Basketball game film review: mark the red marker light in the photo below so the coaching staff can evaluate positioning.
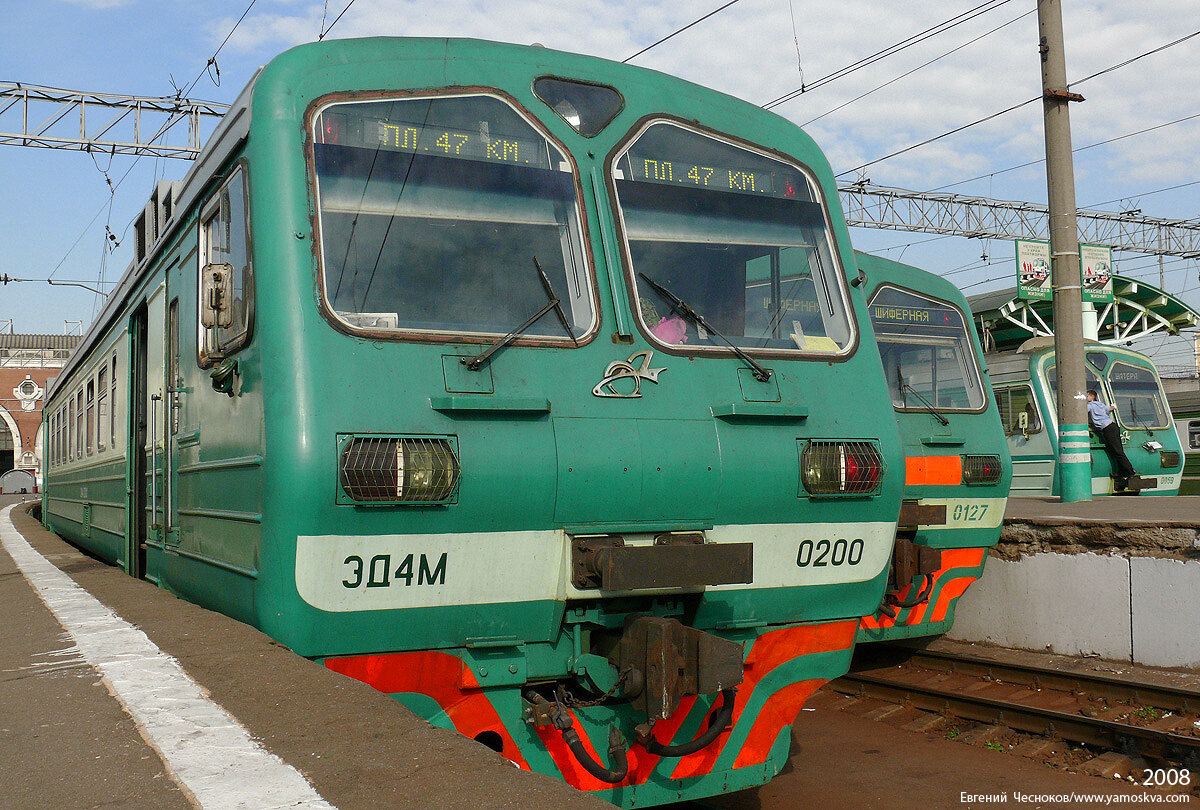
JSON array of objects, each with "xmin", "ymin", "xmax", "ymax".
[{"xmin": 783, "ymin": 179, "xmax": 797, "ymax": 198}]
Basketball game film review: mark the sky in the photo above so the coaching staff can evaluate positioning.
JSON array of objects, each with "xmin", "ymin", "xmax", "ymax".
[{"xmin": 2, "ymin": 0, "xmax": 1198, "ymax": 370}]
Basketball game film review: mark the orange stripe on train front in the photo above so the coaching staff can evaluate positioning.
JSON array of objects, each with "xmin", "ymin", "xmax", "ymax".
[{"xmin": 905, "ymin": 456, "xmax": 963, "ymax": 486}]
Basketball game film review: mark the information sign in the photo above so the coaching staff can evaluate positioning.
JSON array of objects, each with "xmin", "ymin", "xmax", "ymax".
[
  {"xmin": 1016, "ymin": 239, "xmax": 1052, "ymax": 301},
  {"xmin": 1080, "ymin": 243, "xmax": 1114, "ymax": 304}
]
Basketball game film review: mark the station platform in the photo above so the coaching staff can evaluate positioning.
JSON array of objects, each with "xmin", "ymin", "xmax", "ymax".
[
  {"xmin": 0, "ymin": 497, "xmax": 608, "ymax": 810},
  {"xmin": 950, "ymin": 495, "xmax": 1200, "ymax": 669},
  {"xmin": 1005, "ymin": 494, "xmax": 1200, "ymax": 527}
]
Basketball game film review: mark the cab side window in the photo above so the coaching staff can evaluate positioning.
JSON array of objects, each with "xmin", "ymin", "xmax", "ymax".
[
  {"xmin": 995, "ymin": 385, "xmax": 1042, "ymax": 435},
  {"xmin": 199, "ymin": 167, "xmax": 253, "ymax": 364}
]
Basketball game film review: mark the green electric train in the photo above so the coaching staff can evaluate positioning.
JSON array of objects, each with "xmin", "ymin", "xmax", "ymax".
[
  {"xmin": 853, "ymin": 253, "xmax": 1009, "ymax": 644},
  {"xmin": 1168, "ymin": 389, "xmax": 1200, "ymax": 495},
  {"xmin": 41, "ymin": 38, "xmax": 908, "ymax": 805},
  {"xmin": 988, "ymin": 341, "xmax": 1184, "ymax": 496}
]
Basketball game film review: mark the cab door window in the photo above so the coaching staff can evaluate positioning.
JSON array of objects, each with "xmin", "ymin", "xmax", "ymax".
[{"xmin": 198, "ymin": 167, "xmax": 253, "ymax": 364}]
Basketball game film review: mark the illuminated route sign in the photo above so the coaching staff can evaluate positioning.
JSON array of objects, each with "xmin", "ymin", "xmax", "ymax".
[
  {"xmin": 316, "ymin": 111, "xmax": 552, "ymax": 170},
  {"xmin": 870, "ymin": 304, "xmax": 958, "ymax": 328},
  {"xmin": 623, "ymin": 152, "xmax": 807, "ymax": 200}
]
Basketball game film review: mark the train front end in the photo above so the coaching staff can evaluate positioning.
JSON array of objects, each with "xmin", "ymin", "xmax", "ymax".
[
  {"xmin": 853, "ymin": 253, "xmax": 1011, "ymax": 643},
  {"xmin": 247, "ymin": 38, "xmax": 904, "ymax": 805},
  {"xmin": 1034, "ymin": 346, "xmax": 1185, "ymax": 496}
]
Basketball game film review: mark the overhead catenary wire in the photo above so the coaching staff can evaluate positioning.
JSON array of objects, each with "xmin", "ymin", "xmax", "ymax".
[
  {"xmin": 836, "ymin": 26, "xmax": 1200, "ymax": 179},
  {"xmin": 623, "ymin": 0, "xmax": 741, "ymax": 63},
  {"xmin": 320, "ymin": 0, "xmax": 358, "ymax": 41},
  {"xmin": 764, "ymin": 0, "xmax": 1013, "ymax": 110},
  {"xmin": 803, "ymin": 7, "xmax": 1034, "ymax": 127}
]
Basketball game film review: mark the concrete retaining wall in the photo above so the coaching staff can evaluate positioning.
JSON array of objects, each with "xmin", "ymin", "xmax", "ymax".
[{"xmin": 948, "ymin": 552, "xmax": 1200, "ymax": 668}]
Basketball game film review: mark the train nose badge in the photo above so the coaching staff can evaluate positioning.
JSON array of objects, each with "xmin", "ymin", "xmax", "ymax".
[{"xmin": 593, "ymin": 351, "xmax": 666, "ymax": 398}]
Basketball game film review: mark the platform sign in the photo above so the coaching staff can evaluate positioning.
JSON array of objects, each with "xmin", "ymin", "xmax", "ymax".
[
  {"xmin": 1080, "ymin": 243, "xmax": 1114, "ymax": 304},
  {"xmin": 1016, "ymin": 239, "xmax": 1052, "ymax": 301}
]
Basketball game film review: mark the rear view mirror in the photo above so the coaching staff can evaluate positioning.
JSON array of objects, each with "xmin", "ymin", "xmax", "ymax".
[{"xmin": 201, "ymin": 262, "xmax": 234, "ymax": 329}]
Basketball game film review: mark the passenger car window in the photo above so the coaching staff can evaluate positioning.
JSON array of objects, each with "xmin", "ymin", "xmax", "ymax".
[
  {"xmin": 310, "ymin": 94, "xmax": 594, "ymax": 342},
  {"xmin": 611, "ymin": 121, "xmax": 852, "ymax": 356},
  {"xmin": 199, "ymin": 167, "xmax": 253, "ymax": 364}
]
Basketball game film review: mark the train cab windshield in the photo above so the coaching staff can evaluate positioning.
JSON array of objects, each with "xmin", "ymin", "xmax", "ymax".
[
  {"xmin": 1107, "ymin": 362, "xmax": 1170, "ymax": 429},
  {"xmin": 309, "ymin": 93, "xmax": 595, "ymax": 341},
  {"xmin": 611, "ymin": 121, "xmax": 853, "ymax": 356},
  {"xmin": 867, "ymin": 285, "xmax": 985, "ymax": 411}
]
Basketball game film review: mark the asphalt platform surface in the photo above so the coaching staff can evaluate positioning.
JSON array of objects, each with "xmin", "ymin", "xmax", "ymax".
[{"xmin": 1006, "ymin": 494, "xmax": 1200, "ymax": 526}]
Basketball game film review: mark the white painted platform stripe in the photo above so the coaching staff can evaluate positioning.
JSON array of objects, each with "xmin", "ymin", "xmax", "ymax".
[{"xmin": 0, "ymin": 506, "xmax": 335, "ymax": 810}]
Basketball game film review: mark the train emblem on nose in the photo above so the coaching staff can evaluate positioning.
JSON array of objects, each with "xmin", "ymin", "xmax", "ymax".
[{"xmin": 592, "ymin": 351, "xmax": 666, "ymax": 398}]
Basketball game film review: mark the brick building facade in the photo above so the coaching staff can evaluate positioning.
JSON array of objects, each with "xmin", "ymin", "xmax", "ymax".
[{"xmin": 0, "ymin": 334, "xmax": 80, "ymax": 487}]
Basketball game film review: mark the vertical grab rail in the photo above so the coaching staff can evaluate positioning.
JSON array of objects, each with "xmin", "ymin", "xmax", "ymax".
[{"xmin": 149, "ymin": 393, "xmax": 161, "ymax": 532}]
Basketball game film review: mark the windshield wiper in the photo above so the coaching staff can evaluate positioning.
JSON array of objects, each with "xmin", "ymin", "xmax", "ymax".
[
  {"xmin": 638, "ymin": 273, "xmax": 772, "ymax": 382},
  {"xmin": 464, "ymin": 257, "xmax": 577, "ymax": 371},
  {"xmin": 897, "ymin": 370, "xmax": 949, "ymax": 426}
]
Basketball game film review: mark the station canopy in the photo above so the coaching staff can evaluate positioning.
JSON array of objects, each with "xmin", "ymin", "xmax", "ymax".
[{"xmin": 968, "ymin": 275, "xmax": 1200, "ymax": 353}]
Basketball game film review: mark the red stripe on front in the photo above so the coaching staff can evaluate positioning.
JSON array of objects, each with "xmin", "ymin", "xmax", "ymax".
[{"xmin": 324, "ymin": 650, "xmax": 532, "ymax": 771}]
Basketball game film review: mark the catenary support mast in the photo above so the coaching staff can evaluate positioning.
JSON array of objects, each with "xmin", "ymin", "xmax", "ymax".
[{"xmin": 1038, "ymin": 0, "xmax": 1090, "ymax": 502}]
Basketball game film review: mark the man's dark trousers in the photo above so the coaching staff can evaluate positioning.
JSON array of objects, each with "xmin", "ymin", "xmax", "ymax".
[{"xmin": 1097, "ymin": 422, "xmax": 1137, "ymax": 484}]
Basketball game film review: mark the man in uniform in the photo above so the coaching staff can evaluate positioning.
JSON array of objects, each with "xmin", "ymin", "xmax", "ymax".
[{"xmin": 1087, "ymin": 389, "xmax": 1137, "ymax": 491}]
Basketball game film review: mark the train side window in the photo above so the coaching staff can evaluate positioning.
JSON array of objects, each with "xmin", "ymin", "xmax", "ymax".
[
  {"xmin": 110, "ymin": 354, "xmax": 118, "ymax": 448},
  {"xmin": 86, "ymin": 380, "xmax": 95, "ymax": 455},
  {"xmin": 198, "ymin": 167, "xmax": 253, "ymax": 365},
  {"xmin": 996, "ymin": 385, "xmax": 1042, "ymax": 435},
  {"xmin": 97, "ymin": 366, "xmax": 108, "ymax": 451},
  {"xmin": 75, "ymin": 390, "xmax": 84, "ymax": 460},
  {"xmin": 1190, "ymin": 420, "xmax": 1200, "ymax": 450}
]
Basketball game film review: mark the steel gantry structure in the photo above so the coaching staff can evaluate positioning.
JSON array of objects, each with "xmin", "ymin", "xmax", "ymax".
[
  {"xmin": 0, "ymin": 83, "xmax": 229, "ymax": 159},
  {"xmin": 839, "ymin": 183, "xmax": 1200, "ymax": 259},
  {"xmin": 3, "ymin": 83, "xmax": 1200, "ymax": 259}
]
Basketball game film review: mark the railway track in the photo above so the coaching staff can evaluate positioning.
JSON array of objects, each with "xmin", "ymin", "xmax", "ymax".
[{"xmin": 831, "ymin": 646, "xmax": 1200, "ymax": 770}]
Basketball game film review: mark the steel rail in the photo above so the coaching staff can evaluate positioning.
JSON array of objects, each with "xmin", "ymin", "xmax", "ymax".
[
  {"xmin": 831, "ymin": 671, "xmax": 1200, "ymax": 769},
  {"xmin": 901, "ymin": 648, "xmax": 1200, "ymax": 715}
]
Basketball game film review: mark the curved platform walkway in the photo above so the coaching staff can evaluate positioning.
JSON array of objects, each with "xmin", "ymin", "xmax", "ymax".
[{"xmin": 0, "ymin": 497, "xmax": 609, "ymax": 810}]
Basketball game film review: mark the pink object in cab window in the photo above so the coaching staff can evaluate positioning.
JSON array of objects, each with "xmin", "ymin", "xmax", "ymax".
[{"xmin": 650, "ymin": 315, "xmax": 688, "ymax": 344}]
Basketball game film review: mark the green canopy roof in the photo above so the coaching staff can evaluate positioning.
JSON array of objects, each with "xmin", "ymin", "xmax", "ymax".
[{"xmin": 968, "ymin": 275, "xmax": 1200, "ymax": 353}]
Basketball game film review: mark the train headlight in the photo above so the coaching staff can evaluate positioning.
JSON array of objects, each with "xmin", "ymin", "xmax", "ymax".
[
  {"xmin": 961, "ymin": 454, "xmax": 1002, "ymax": 486},
  {"xmin": 1160, "ymin": 450, "xmax": 1181, "ymax": 469},
  {"xmin": 800, "ymin": 441, "xmax": 884, "ymax": 496},
  {"xmin": 339, "ymin": 436, "xmax": 460, "ymax": 504}
]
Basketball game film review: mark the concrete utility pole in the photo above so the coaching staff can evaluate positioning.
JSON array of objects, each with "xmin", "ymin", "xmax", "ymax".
[{"xmin": 1038, "ymin": 0, "xmax": 1090, "ymax": 502}]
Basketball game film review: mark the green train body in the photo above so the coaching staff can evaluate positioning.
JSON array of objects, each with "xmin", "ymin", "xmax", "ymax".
[
  {"xmin": 988, "ymin": 342, "xmax": 1184, "ymax": 496},
  {"xmin": 1168, "ymin": 389, "xmax": 1200, "ymax": 495},
  {"xmin": 41, "ymin": 38, "xmax": 908, "ymax": 805},
  {"xmin": 852, "ymin": 253, "xmax": 1010, "ymax": 643}
]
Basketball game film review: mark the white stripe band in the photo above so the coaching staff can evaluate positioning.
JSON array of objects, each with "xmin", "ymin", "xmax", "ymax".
[
  {"xmin": 1060, "ymin": 454, "xmax": 1092, "ymax": 463},
  {"xmin": 1060, "ymin": 430, "xmax": 1090, "ymax": 438},
  {"xmin": 1059, "ymin": 442, "xmax": 1092, "ymax": 450},
  {"xmin": 0, "ymin": 505, "xmax": 334, "ymax": 810}
]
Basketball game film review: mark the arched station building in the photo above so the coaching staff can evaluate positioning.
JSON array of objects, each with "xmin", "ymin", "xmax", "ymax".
[{"xmin": 0, "ymin": 333, "xmax": 80, "ymax": 491}]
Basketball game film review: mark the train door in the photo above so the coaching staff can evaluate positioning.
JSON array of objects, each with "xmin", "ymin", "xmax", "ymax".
[{"xmin": 128, "ymin": 305, "xmax": 149, "ymax": 578}]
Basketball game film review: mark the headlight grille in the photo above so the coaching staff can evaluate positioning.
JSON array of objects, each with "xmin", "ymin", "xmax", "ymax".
[
  {"xmin": 800, "ymin": 441, "xmax": 885, "ymax": 496},
  {"xmin": 339, "ymin": 436, "xmax": 460, "ymax": 504},
  {"xmin": 961, "ymin": 454, "xmax": 1003, "ymax": 485}
]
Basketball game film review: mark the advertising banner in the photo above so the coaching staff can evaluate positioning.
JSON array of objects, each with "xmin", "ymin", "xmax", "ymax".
[
  {"xmin": 1080, "ymin": 243, "xmax": 1114, "ymax": 304},
  {"xmin": 1016, "ymin": 239, "xmax": 1052, "ymax": 301}
]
